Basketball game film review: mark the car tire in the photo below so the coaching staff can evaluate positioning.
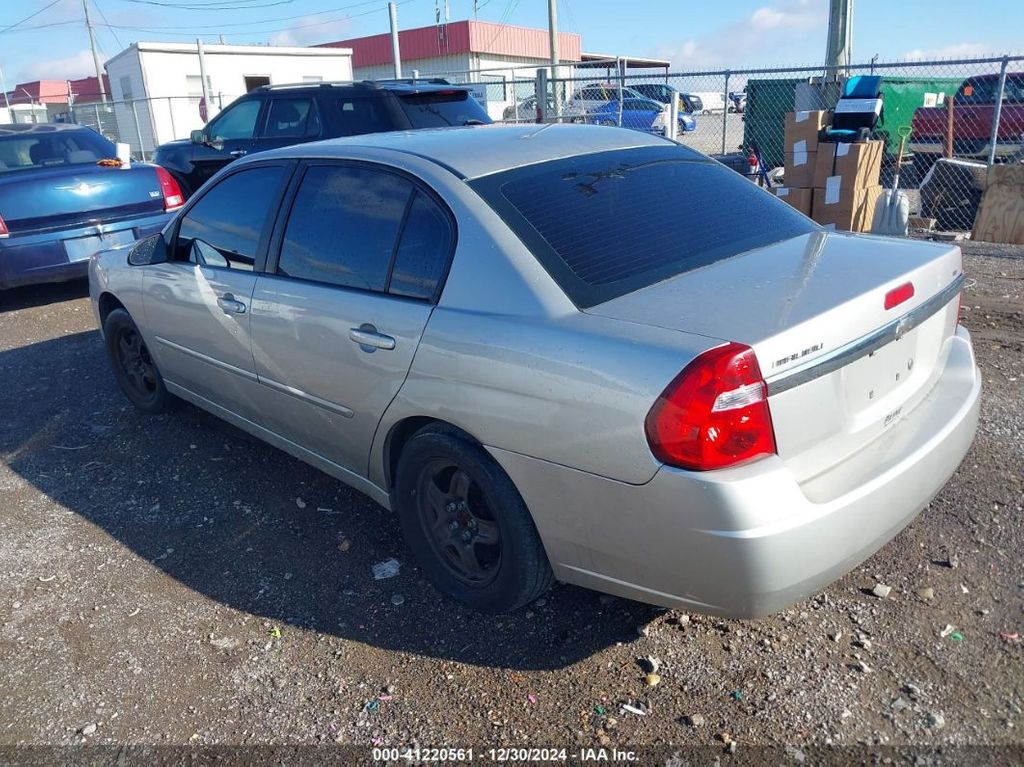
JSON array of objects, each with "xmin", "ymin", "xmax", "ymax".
[
  {"xmin": 394, "ymin": 424, "xmax": 554, "ymax": 613},
  {"xmin": 104, "ymin": 308, "xmax": 175, "ymax": 414}
]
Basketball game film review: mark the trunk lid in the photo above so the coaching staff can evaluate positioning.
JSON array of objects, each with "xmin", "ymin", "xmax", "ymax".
[
  {"xmin": 586, "ymin": 230, "xmax": 964, "ymax": 483},
  {"xmin": 0, "ymin": 163, "xmax": 164, "ymax": 235}
]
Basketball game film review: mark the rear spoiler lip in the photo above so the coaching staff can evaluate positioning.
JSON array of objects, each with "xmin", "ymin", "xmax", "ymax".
[{"xmin": 765, "ymin": 273, "xmax": 965, "ymax": 397}]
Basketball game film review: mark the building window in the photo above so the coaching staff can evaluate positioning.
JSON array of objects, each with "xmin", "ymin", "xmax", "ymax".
[
  {"xmin": 186, "ymin": 75, "xmax": 213, "ymax": 106},
  {"xmin": 120, "ymin": 76, "xmax": 133, "ymax": 103}
]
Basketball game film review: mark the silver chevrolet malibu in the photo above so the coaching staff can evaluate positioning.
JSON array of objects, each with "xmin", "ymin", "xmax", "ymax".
[{"xmin": 89, "ymin": 125, "xmax": 981, "ymax": 615}]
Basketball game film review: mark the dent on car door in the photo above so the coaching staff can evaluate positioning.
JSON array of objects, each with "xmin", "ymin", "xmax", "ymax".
[
  {"xmin": 142, "ymin": 163, "xmax": 292, "ymax": 423},
  {"xmin": 249, "ymin": 162, "xmax": 455, "ymax": 477}
]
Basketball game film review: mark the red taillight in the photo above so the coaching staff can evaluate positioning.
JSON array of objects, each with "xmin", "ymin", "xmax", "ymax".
[
  {"xmin": 0, "ymin": 213, "xmax": 8, "ymax": 238},
  {"xmin": 645, "ymin": 342, "xmax": 777, "ymax": 471},
  {"xmin": 155, "ymin": 166, "xmax": 184, "ymax": 212},
  {"xmin": 884, "ymin": 281, "xmax": 915, "ymax": 310}
]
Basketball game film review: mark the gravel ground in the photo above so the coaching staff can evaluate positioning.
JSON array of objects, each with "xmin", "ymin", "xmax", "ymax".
[{"xmin": 0, "ymin": 242, "xmax": 1021, "ymax": 762}]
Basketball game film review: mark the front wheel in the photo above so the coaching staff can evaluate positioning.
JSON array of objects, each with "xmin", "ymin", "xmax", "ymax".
[
  {"xmin": 394, "ymin": 425, "xmax": 553, "ymax": 612},
  {"xmin": 104, "ymin": 308, "xmax": 174, "ymax": 413}
]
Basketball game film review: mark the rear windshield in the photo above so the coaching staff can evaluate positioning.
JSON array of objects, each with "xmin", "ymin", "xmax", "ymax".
[
  {"xmin": 0, "ymin": 128, "xmax": 116, "ymax": 174},
  {"xmin": 471, "ymin": 145, "xmax": 816, "ymax": 308},
  {"xmin": 399, "ymin": 90, "xmax": 492, "ymax": 128}
]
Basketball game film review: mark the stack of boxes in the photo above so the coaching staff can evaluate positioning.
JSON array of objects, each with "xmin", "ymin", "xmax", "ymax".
[{"xmin": 775, "ymin": 109, "xmax": 885, "ymax": 232}]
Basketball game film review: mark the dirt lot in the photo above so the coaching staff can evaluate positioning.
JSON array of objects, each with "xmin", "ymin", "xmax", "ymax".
[{"xmin": 1, "ymin": 241, "xmax": 1022, "ymax": 761}]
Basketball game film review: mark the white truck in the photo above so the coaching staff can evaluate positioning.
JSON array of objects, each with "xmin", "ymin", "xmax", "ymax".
[{"xmin": 690, "ymin": 91, "xmax": 727, "ymax": 114}]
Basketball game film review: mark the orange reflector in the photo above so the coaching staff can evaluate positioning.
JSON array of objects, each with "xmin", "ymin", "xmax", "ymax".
[{"xmin": 884, "ymin": 282, "xmax": 915, "ymax": 310}]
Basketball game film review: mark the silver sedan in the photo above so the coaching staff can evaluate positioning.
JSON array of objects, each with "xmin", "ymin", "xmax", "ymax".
[{"xmin": 89, "ymin": 125, "xmax": 981, "ymax": 615}]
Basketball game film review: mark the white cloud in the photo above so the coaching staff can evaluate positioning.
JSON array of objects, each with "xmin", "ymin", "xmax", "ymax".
[
  {"xmin": 654, "ymin": 0, "xmax": 828, "ymax": 68},
  {"xmin": 903, "ymin": 43, "xmax": 993, "ymax": 61},
  {"xmin": 270, "ymin": 16, "xmax": 352, "ymax": 47},
  {"xmin": 17, "ymin": 50, "xmax": 97, "ymax": 83}
]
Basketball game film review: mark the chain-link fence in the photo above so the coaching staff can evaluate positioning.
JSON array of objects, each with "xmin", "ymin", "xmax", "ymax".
[
  {"xmin": 440, "ymin": 54, "xmax": 1023, "ymax": 233},
  {"xmin": 55, "ymin": 94, "xmax": 243, "ymax": 162}
]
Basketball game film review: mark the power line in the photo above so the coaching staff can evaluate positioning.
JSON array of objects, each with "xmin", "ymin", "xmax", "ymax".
[
  {"xmin": 93, "ymin": 0, "xmax": 124, "ymax": 50},
  {"xmin": 117, "ymin": 0, "xmax": 296, "ymax": 10},
  {"xmin": 1, "ymin": 0, "xmax": 64, "ymax": 34},
  {"xmin": 98, "ymin": 0, "xmax": 414, "ymax": 38},
  {"xmin": 98, "ymin": 0, "xmax": 386, "ymax": 32}
]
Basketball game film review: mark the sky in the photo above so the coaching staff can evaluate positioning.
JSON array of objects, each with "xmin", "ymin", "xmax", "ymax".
[{"xmin": 1, "ymin": 0, "xmax": 1021, "ymax": 85}]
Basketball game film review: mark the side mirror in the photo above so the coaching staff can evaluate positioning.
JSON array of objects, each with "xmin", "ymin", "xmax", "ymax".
[
  {"xmin": 190, "ymin": 129, "xmax": 205, "ymax": 145},
  {"xmin": 128, "ymin": 232, "xmax": 170, "ymax": 266}
]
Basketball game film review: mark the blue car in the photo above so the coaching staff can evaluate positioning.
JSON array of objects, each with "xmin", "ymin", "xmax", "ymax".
[
  {"xmin": 588, "ymin": 98, "xmax": 697, "ymax": 135},
  {"xmin": 0, "ymin": 123, "xmax": 181, "ymax": 290}
]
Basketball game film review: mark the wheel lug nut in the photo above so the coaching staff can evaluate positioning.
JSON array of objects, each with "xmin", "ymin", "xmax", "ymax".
[
  {"xmin": 449, "ymin": 520, "xmax": 459, "ymax": 531},
  {"xmin": 446, "ymin": 502, "xmax": 457, "ymax": 513},
  {"xmin": 461, "ymin": 531, "xmax": 472, "ymax": 542}
]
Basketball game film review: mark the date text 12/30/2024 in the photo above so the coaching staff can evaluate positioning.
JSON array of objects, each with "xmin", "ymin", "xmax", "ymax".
[{"xmin": 371, "ymin": 747, "xmax": 639, "ymax": 762}]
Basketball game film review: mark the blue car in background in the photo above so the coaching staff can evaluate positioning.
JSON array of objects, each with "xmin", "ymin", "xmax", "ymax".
[
  {"xmin": 587, "ymin": 98, "xmax": 697, "ymax": 136},
  {"xmin": 0, "ymin": 123, "xmax": 182, "ymax": 290}
]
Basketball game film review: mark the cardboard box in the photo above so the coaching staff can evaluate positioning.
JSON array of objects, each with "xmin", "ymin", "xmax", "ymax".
[
  {"xmin": 813, "ymin": 183, "xmax": 883, "ymax": 232},
  {"xmin": 784, "ymin": 149, "xmax": 817, "ymax": 188},
  {"xmin": 813, "ymin": 140, "xmax": 883, "ymax": 189},
  {"xmin": 774, "ymin": 186, "xmax": 813, "ymax": 217},
  {"xmin": 784, "ymin": 110, "xmax": 829, "ymax": 155}
]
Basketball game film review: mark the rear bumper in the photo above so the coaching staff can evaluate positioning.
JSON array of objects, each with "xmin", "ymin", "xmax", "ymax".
[
  {"xmin": 0, "ymin": 214, "xmax": 169, "ymax": 290},
  {"xmin": 491, "ymin": 326, "xmax": 981, "ymax": 617}
]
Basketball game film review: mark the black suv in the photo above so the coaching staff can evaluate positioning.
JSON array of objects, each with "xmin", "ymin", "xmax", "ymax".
[{"xmin": 153, "ymin": 80, "xmax": 491, "ymax": 198}]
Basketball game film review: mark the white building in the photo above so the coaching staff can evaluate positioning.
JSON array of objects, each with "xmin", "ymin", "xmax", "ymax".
[{"xmin": 104, "ymin": 42, "xmax": 353, "ymax": 155}]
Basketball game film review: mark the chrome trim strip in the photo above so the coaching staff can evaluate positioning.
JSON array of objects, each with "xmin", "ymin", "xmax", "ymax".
[
  {"xmin": 257, "ymin": 375, "xmax": 355, "ymax": 419},
  {"xmin": 154, "ymin": 336, "xmax": 258, "ymax": 382},
  {"xmin": 766, "ymin": 274, "xmax": 964, "ymax": 396}
]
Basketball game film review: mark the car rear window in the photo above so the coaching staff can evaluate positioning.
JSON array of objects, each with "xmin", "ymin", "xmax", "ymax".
[
  {"xmin": 0, "ymin": 128, "xmax": 116, "ymax": 173},
  {"xmin": 398, "ymin": 90, "xmax": 492, "ymax": 128},
  {"xmin": 471, "ymin": 145, "xmax": 816, "ymax": 308}
]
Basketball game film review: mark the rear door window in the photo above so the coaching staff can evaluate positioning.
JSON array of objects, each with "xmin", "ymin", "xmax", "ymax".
[
  {"xmin": 277, "ymin": 165, "xmax": 410, "ymax": 291},
  {"xmin": 398, "ymin": 90, "xmax": 491, "ymax": 127},
  {"xmin": 471, "ymin": 145, "xmax": 815, "ymax": 308},
  {"xmin": 274, "ymin": 164, "xmax": 454, "ymax": 299},
  {"xmin": 263, "ymin": 98, "xmax": 320, "ymax": 138}
]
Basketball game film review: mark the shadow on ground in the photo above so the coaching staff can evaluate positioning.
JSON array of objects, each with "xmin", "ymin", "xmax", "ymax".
[
  {"xmin": 0, "ymin": 279, "xmax": 89, "ymax": 312},
  {"xmin": 0, "ymin": 323, "xmax": 659, "ymax": 671}
]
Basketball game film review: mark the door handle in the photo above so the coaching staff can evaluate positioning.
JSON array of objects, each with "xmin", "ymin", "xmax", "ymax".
[
  {"xmin": 217, "ymin": 293, "xmax": 246, "ymax": 314},
  {"xmin": 349, "ymin": 326, "xmax": 396, "ymax": 351},
  {"xmin": 229, "ymin": 149, "xmax": 248, "ymax": 157}
]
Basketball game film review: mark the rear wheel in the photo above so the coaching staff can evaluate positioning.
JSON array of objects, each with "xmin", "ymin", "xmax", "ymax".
[
  {"xmin": 394, "ymin": 424, "xmax": 553, "ymax": 612},
  {"xmin": 104, "ymin": 308, "xmax": 174, "ymax": 413}
]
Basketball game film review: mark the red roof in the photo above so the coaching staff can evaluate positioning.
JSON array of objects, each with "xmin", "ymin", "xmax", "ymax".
[
  {"xmin": 321, "ymin": 20, "xmax": 581, "ymax": 68},
  {"xmin": 4, "ymin": 76, "xmax": 110, "ymax": 105}
]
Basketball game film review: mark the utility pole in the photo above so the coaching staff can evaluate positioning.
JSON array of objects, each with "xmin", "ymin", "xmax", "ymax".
[
  {"xmin": 82, "ymin": 0, "xmax": 108, "ymax": 103},
  {"xmin": 388, "ymin": 2, "xmax": 402, "ymax": 79},
  {"xmin": 548, "ymin": 0, "xmax": 561, "ymax": 119},
  {"xmin": 824, "ymin": 0, "xmax": 853, "ymax": 77},
  {"xmin": 0, "ymin": 65, "xmax": 11, "ymax": 112}
]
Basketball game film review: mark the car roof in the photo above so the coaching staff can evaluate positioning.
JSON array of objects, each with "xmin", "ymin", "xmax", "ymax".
[
  {"xmin": 252, "ymin": 123, "xmax": 675, "ymax": 180},
  {"xmin": 250, "ymin": 80, "xmax": 471, "ymax": 96},
  {"xmin": 0, "ymin": 122, "xmax": 90, "ymax": 135}
]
